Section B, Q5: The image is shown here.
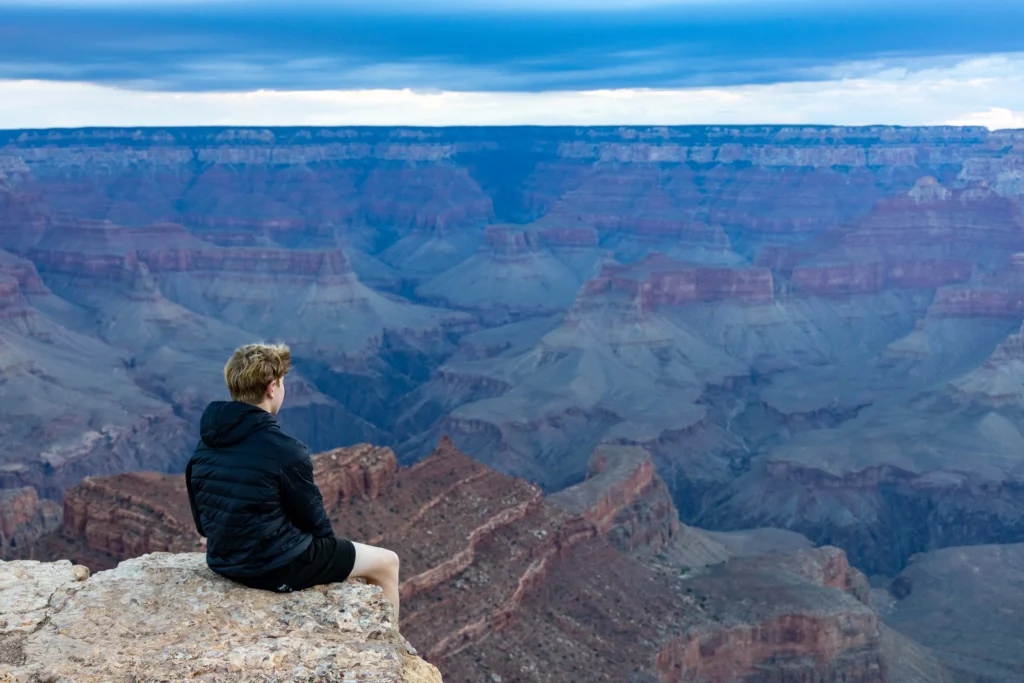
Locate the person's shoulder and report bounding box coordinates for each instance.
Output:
[262,423,310,465]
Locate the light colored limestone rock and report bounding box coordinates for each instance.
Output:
[0,553,441,682]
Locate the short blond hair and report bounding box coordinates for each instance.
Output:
[224,342,292,404]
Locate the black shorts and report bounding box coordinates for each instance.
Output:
[236,536,357,593]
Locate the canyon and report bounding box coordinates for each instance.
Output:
[3,439,997,682]
[3,124,1024,678]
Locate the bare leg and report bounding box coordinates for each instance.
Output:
[348,541,401,622]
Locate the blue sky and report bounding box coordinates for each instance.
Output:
[0,0,1023,127]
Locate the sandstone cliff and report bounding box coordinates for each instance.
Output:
[0,553,441,682]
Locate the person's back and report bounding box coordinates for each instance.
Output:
[188,400,332,578]
[186,342,402,621]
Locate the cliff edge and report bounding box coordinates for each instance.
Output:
[0,553,441,682]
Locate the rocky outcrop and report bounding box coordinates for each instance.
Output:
[0,249,58,323]
[882,543,1024,682]
[548,445,740,570]
[655,548,884,683]
[312,443,398,508]
[0,554,441,682]
[586,254,775,308]
[0,488,59,559]
[11,445,395,573]
[548,445,680,557]
[61,472,204,560]
[736,544,873,605]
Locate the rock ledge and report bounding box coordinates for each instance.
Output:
[0,553,441,682]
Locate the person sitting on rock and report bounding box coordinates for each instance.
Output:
[185,342,401,621]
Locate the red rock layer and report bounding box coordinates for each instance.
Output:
[584,254,774,307]
[658,611,883,683]
[178,164,360,241]
[792,259,974,296]
[24,219,359,282]
[480,225,542,253]
[11,445,396,571]
[789,179,1024,297]
[842,179,1024,252]
[929,285,1024,317]
[477,222,602,254]
[312,443,398,509]
[0,486,60,558]
[656,547,883,683]
[61,472,204,559]
[739,545,873,604]
[548,445,680,557]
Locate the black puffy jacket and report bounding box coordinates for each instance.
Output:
[185,401,334,578]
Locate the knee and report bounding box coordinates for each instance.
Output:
[384,549,400,576]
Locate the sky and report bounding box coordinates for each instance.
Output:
[0,0,1023,128]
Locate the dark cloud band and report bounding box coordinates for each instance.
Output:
[1,2,1023,92]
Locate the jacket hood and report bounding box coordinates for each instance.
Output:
[199,401,275,448]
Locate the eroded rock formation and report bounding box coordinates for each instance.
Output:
[4,439,972,682]
[3,127,1024,675]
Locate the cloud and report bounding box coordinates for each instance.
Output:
[949,108,1024,130]
[1,54,1022,128]
[1,2,1023,93]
